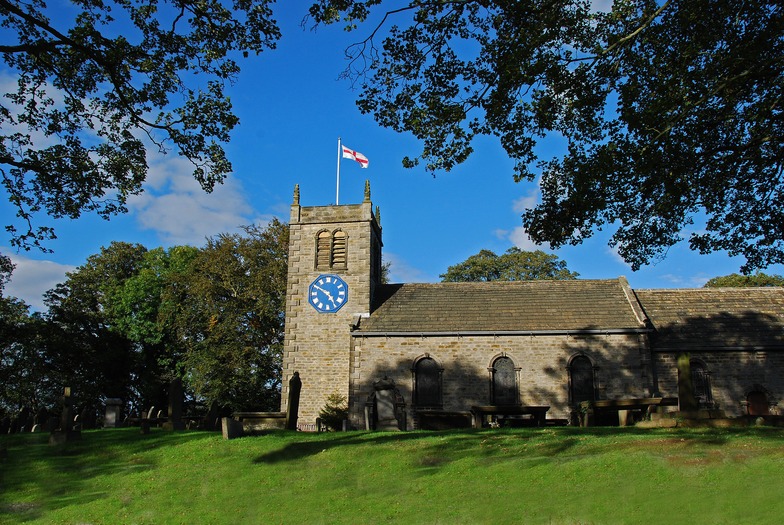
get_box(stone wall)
[349,332,652,428]
[653,351,784,416]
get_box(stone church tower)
[280,183,383,425]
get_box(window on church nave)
[491,356,518,405]
[569,355,595,404]
[413,357,442,408]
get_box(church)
[280,183,784,430]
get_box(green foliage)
[171,219,289,410]
[42,242,150,408]
[704,272,784,288]
[18,220,288,413]
[318,392,348,431]
[311,0,784,272]
[0,253,13,294]
[0,0,281,250]
[440,247,578,282]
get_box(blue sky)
[3,4,782,311]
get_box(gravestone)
[221,417,244,440]
[204,401,220,431]
[104,398,123,428]
[79,406,96,430]
[34,407,50,432]
[163,378,185,431]
[285,372,302,430]
[372,377,403,431]
[677,354,699,412]
[16,407,31,432]
[49,387,81,445]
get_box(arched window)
[690,360,713,407]
[316,231,332,270]
[491,356,518,405]
[569,355,595,404]
[413,357,442,408]
[331,230,347,269]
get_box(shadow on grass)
[0,427,216,522]
[251,425,784,467]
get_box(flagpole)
[336,137,341,205]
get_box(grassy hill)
[2,426,783,524]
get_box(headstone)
[79,406,96,430]
[221,417,244,440]
[285,372,302,430]
[373,377,401,431]
[35,407,50,432]
[163,378,185,431]
[49,387,81,445]
[204,401,220,431]
[16,407,30,433]
[677,354,699,412]
[104,398,123,428]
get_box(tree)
[1,0,281,250]
[704,272,784,288]
[0,254,12,294]
[173,219,288,410]
[43,242,150,409]
[309,0,784,273]
[440,247,578,282]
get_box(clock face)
[308,274,348,313]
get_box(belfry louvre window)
[331,231,347,269]
[316,231,332,269]
[316,230,348,270]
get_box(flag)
[341,145,369,168]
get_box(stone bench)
[232,412,287,434]
[471,405,550,428]
[579,397,678,426]
[414,409,472,430]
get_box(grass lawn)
[1,426,783,524]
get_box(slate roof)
[634,288,784,351]
[355,278,646,334]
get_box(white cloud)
[3,250,75,311]
[129,155,265,246]
[505,225,542,251]
[497,186,546,251]
[511,187,539,215]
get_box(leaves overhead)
[0,0,281,250]
[310,0,784,272]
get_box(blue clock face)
[308,274,348,313]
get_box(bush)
[318,392,348,431]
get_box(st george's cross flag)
[341,145,369,168]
